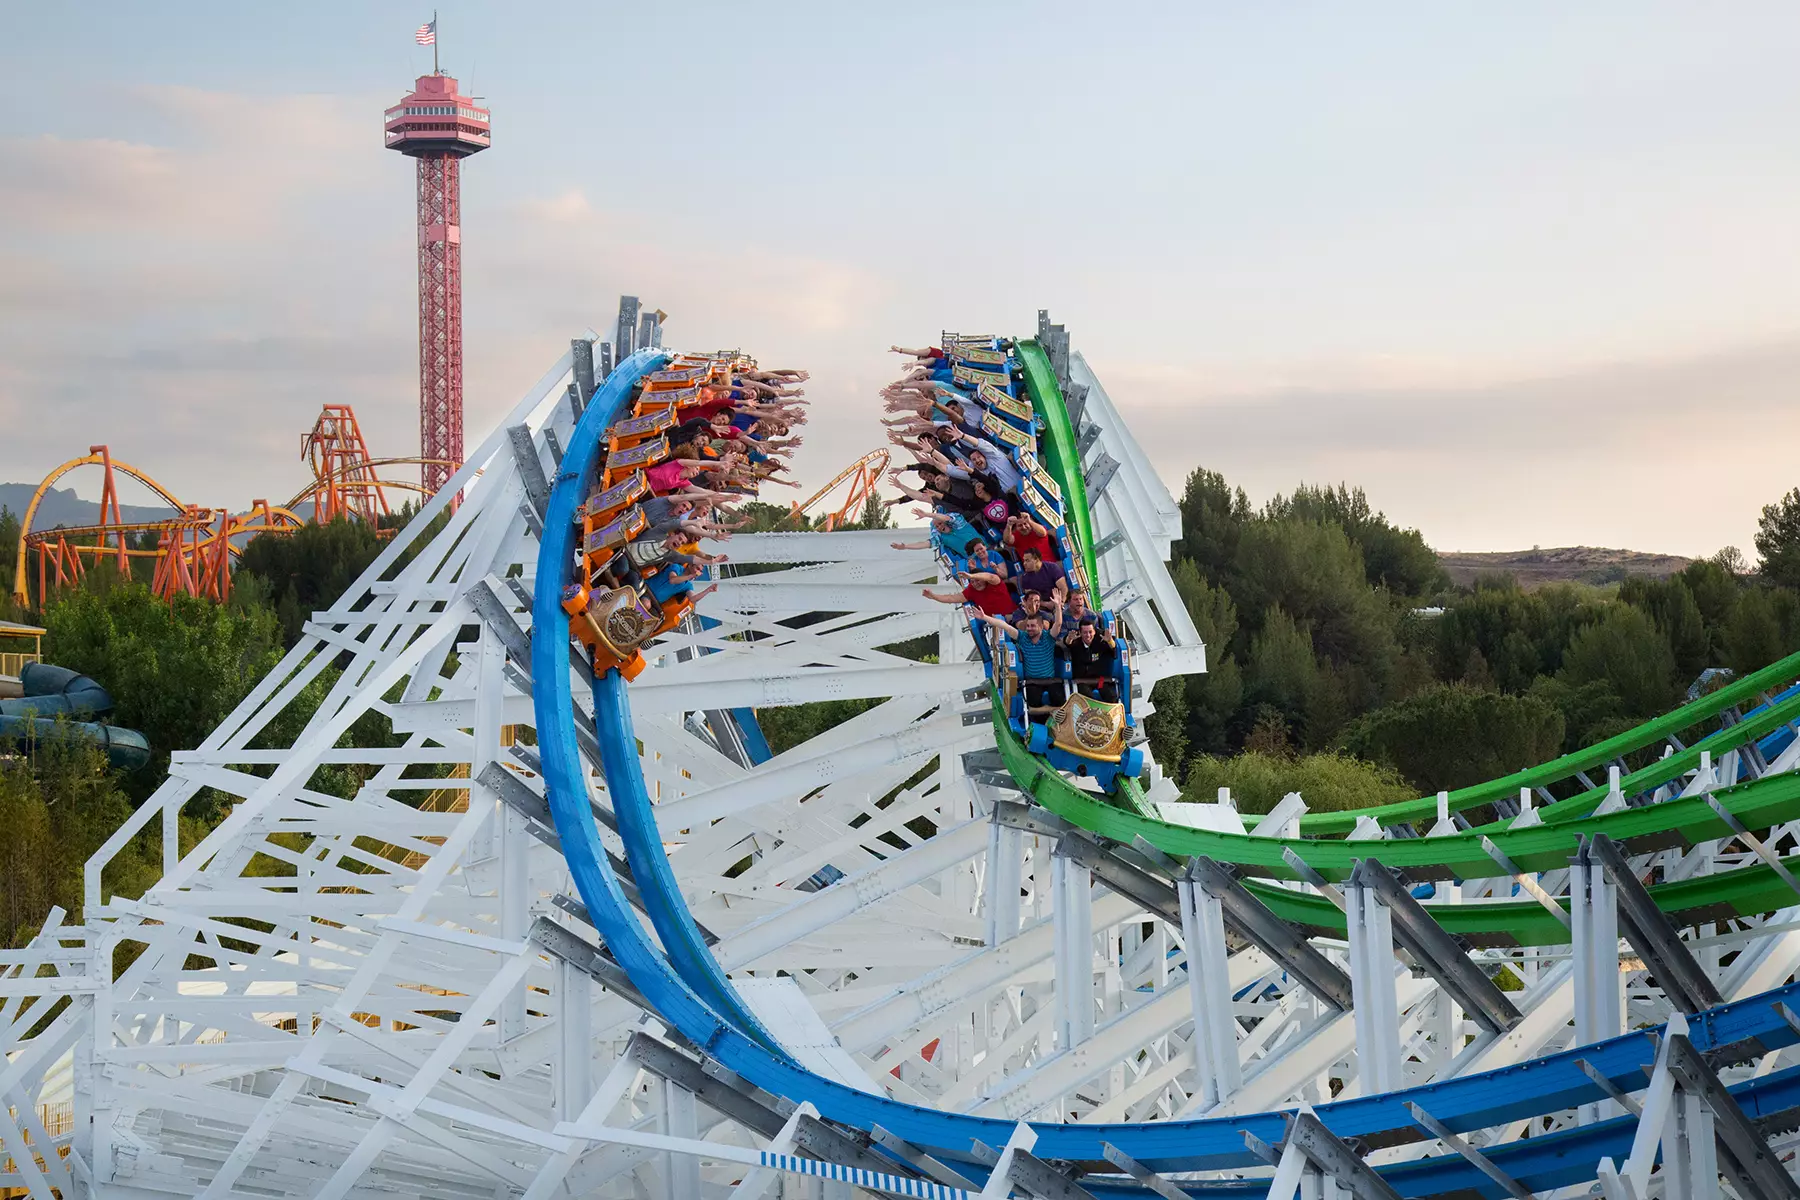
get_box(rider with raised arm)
[971,609,1065,715]
[1002,511,1058,562]
[1063,614,1119,702]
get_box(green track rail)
[1014,340,1800,839]
[1017,340,1098,585]
[1243,859,1800,949]
[992,333,1800,940]
[992,688,1800,879]
[1304,651,1800,835]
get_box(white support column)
[478,630,531,1042]
[1662,1089,1718,1200]
[1052,847,1094,1053]
[659,1078,700,1200]
[555,957,593,1119]
[524,1043,645,1200]
[1344,882,1403,1096]
[1178,867,1241,1108]
[986,819,1023,947]
[1571,856,1622,1124]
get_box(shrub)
[1178,750,1414,816]
[1340,683,1565,794]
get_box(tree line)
[1145,475,1800,812]
[4,478,1800,943]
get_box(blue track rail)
[533,348,1800,1194]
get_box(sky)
[4,3,1800,556]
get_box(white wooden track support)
[4,310,1796,1198]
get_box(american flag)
[415,19,436,46]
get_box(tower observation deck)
[384,74,490,496]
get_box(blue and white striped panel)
[757,1151,973,1199]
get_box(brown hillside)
[1438,546,1692,590]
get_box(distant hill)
[1438,546,1693,589]
[0,483,178,530]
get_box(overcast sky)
[4,3,1800,555]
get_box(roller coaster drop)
[9,303,1800,1198]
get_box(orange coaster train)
[560,352,768,680]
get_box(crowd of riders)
[564,355,812,659]
[882,343,1119,720]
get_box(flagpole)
[433,10,440,74]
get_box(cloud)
[0,86,413,506]
[1098,335,1800,556]
[2,82,1789,562]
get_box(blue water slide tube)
[532,349,1800,1190]
[1,663,151,769]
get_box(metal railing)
[0,652,38,679]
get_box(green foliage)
[1264,483,1446,597]
[1725,587,1800,677]
[1558,604,1679,717]
[756,697,881,757]
[733,501,803,534]
[236,517,386,645]
[1340,684,1565,794]
[1173,468,1250,581]
[1244,607,1317,731]
[1528,675,1628,753]
[1233,519,1397,681]
[1679,559,1740,650]
[1431,581,1596,693]
[41,582,285,807]
[836,492,894,531]
[1179,750,1415,816]
[1755,488,1800,590]
[0,727,158,945]
[1143,675,1189,778]
[1171,559,1242,757]
[1619,575,1710,679]
[0,505,21,621]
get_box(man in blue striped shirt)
[973,608,1065,715]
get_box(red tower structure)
[383,74,490,497]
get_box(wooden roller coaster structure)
[9,406,454,607]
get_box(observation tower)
[383,72,490,496]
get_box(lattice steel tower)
[384,73,490,496]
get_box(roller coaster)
[6,305,1800,1199]
[7,405,449,607]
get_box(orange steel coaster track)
[9,407,458,607]
[786,448,890,531]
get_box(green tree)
[1264,483,1446,596]
[1171,559,1243,756]
[756,697,881,756]
[1619,576,1710,681]
[1173,468,1250,582]
[41,582,285,807]
[0,728,156,945]
[1232,518,1397,704]
[1558,604,1679,717]
[235,517,386,645]
[732,501,802,534]
[1179,750,1415,815]
[1340,684,1565,794]
[836,492,894,531]
[1527,675,1627,753]
[1432,582,1598,693]
[1754,488,1800,590]
[1243,607,1317,733]
[1143,676,1190,780]
[1677,558,1739,656]
[0,505,21,621]
[1724,587,1800,677]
